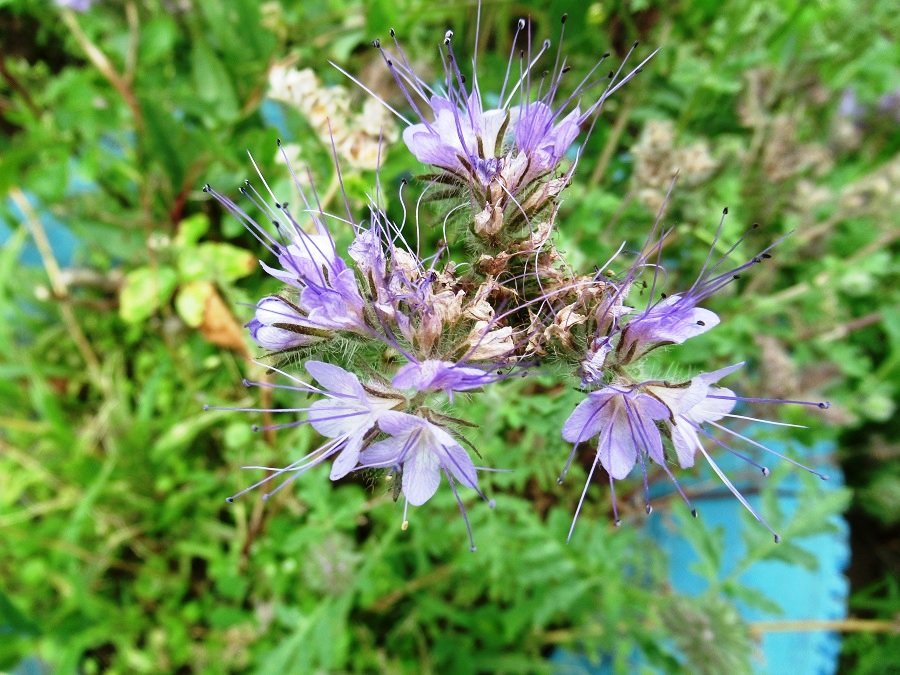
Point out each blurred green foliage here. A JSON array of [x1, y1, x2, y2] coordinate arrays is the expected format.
[[1, 0, 898, 672]]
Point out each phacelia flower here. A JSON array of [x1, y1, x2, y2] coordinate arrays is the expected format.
[[359, 410, 489, 550], [392, 359, 500, 395], [210, 361, 405, 501], [345, 16, 656, 202], [561, 366, 829, 542]]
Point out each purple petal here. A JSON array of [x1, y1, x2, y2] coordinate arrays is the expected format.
[[597, 409, 637, 480], [377, 410, 424, 436], [670, 420, 700, 468], [402, 445, 441, 506], [359, 434, 407, 467], [305, 361, 365, 397], [329, 433, 364, 480], [308, 399, 369, 437], [562, 391, 614, 443], [696, 362, 744, 386], [440, 441, 478, 490]]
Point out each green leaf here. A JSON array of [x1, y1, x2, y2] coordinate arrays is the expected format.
[[177, 242, 255, 283], [174, 281, 213, 328], [0, 588, 39, 638], [119, 266, 178, 324], [174, 213, 210, 249], [191, 40, 240, 123]]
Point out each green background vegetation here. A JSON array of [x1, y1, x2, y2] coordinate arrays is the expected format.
[[1, 0, 897, 672]]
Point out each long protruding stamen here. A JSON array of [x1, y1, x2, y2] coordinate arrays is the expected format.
[[568, 452, 600, 543], [609, 473, 621, 526], [622, 397, 654, 514], [328, 60, 413, 126], [658, 461, 698, 518], [503, 37, 553, 109], [706, 394, 831, 409], [720, 413, 807, 429], [695, 423, 771, 476], [446, 471, 477, 552], [697, 444, 781, 543], [708, 420, 829, 480]]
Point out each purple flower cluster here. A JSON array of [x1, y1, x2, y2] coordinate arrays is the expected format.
[[204, 9, 829, 549]]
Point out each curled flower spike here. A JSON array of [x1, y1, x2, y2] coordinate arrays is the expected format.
[[342, 10, 657, 204]]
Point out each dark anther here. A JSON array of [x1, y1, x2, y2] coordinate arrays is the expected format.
[[272, 220, 280, 228], [244, 179, 251, 186], [372, 38, 381, 48], [752, 222, 760, 229], [696, 320, 705, 326], [390, 28, 395, 37], [562, 66, 572, 73], [633, 40, 639, 48], [239, 187, 247, 195], [723, 207, 729, 214], [691, 509, 698, 518], [202, 184, 211, 192], [460, 74, 466, 83], [818, 401, 830, 409], [387, 59, 393, 66], [276, 138, 282, 146], [274, 202, 281, 209], [608, 70, 614, 79], [225, 497, 235, 503], [773, 534, 782, 544], [733, 274, 741, 280], [518, 19, 526, 30], [762, 253, 772, 259], [281, 201, 289, 208], [561, 13, 568, 23], [603, 52, 610, 58], [241, 378, 250, 387], [251, 424, 260, 432], [660, 292, 668, 299], [645, 504, 653, 514]]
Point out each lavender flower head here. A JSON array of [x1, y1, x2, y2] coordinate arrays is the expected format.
[[341, 14, 657, 211], [203, 4, 832, 551]]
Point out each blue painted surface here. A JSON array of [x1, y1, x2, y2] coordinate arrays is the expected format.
[[2, 193, 81, 269], [648, 436, 848, 674], [553, 434, 848, 674]]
